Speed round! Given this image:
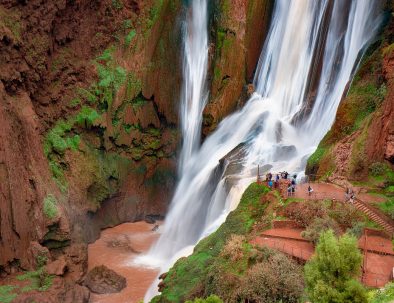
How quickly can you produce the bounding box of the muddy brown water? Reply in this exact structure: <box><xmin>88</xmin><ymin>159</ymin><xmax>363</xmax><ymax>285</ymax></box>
<box><xmin>88</xmin><ymin>222</ymin><xmax>161</xmax><ymax>303</ymax></box>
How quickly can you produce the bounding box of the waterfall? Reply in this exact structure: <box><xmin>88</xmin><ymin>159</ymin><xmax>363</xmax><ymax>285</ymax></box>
<box><xmin>179</xmin><ymin>0</ymin><xmax>209</xmax><ymax>173</ymax></box>
<box><xmin>140</xmin><ymin>0</ymin><xmax>384</xmax><ymax>300</ymax></box>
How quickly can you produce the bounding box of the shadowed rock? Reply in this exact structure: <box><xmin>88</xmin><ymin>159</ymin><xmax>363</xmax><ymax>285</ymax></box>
<box><xmin>84</xmin><ymin>265</ymin><xmax>126</xmax><ymax>294</ymax></box>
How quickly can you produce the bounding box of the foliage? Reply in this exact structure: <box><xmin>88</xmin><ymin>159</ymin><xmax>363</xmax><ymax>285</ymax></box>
<box><xmin>377</xmin><ymin>199</ymin><xmax>394</xmax><ymax>220</ymax></box>
<box><xmin>44</xmin><ymin>120</ymin><xmax>75</xmax><ymax>156</ymax></box>
<box><xmin>369</xmin><ymin>282</ymin><xmax>394</xmax><ymax>303</ymax></box>
<box><xmin>236</xmin><ymin>252</ymin><xmax>304</xmax><ymax>303</ymax></box>
<box><xmin>185</xmin><ymin>295</ymin><xmax>223</xmax><ymax>303</ymax></box>
<box><xmin>307</xmin><ymin>146</ymin><xmax>327</xmax><ymax>172</ymax></box>
<box><xmin>370</xmin><ymin>162</ymin><xmax>387</xmax><ymax>176</ymax></box>
<box><xmin>302</xmin><ymin>217</ymin><xmax>341</xmax><ymax>244</ymax></box>
<box><xmin>305</xmin><ymin>230</ymin><xmax>367</xmax><ymax>303</ymax></box>
<box><xmin>43</xmin><ymin>194</ymin><xmax>58</xmax><ymax>219</ymax></box>
<box><xmin>125</xmin><ymin>29</ymin><xmax>136</xmax><ymax>47</ymax></box>
<box><xmin>329</xmin><ymin>202</ymin><xmax>364</xmax><ymax>228</ymax></box>
<box><xmin>0</xmin><ymin>285</ymin><xmax>17</xmax><ymax>303</ymax></box>
<box><xmin>74</xmin><ymin>106</ymin><xmax>101</xmax><ymax>128</ymax></box>
<box><xmin>146</xmin><ymin>0</ymin><xmax>164</xmax><ymax>29</ymax></box>
<box><xmin>284</xmin><ymin>201</ymin><xmax>327</xmax><ymax>227</ymax></box>
<box><xmin>156</xmin><ymin>183</ymin><xmax>270</xmax><ymax>302</ymax></box>
<box><xmin>17</xmin><ymin>268</ymin><xmax>54</xmax><ymax>292</ymax></box>
<box><xmin>346</xmin><ymin>221</ymin><xmax>366</xmax><ymax>239</ymax></box>
<box><xmin>220</xmin><ymin>234</ymin><xmax>246</xmax><ymax>262</ymax></box>
<box><xmin>112</xmin><ymin>0</ymin><xmax>123</xmax><ymax>10</ymax></box>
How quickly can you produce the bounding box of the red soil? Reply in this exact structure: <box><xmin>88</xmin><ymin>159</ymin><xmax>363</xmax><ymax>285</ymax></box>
<box><xmin>293</xmin><ymin>183</ymin><xmax>385</xmax><ymax>204</ymax></box>
<box><xmin>88</xmin><ymin>222</ymin><xmax>160</xmax><ymax>303</ymax></box>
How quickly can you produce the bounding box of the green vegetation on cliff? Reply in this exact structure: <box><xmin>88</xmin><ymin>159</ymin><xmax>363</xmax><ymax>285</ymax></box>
<box><xmin>306</xmin><ymin>11</ymin><xmax>394</xmax><ymax>183</ymax></box>
<box><xmin>153</xmin><ymin>183</ymin><xmax>305</xmax><ymax>303</ymax></box>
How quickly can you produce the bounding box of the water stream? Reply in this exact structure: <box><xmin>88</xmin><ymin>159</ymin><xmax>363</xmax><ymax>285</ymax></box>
<box><xmin>138</xmin><ymin>1</ymin><xmax>384</xmax><ymax>301</ymax></box>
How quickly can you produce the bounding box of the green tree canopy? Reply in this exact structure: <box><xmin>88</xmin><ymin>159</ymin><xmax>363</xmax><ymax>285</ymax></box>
<box><xmin>305</xmin><ymin>230</ymin><xmax>367</xmax><ymax>303</ymax></box>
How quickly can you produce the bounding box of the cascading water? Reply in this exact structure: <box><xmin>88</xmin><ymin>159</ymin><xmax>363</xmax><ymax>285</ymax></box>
<box><xmin>178</xmin><ymin>0</ymin><xmax>209</xmax><ymax>173</ymax></box>
<box><xmin>140</xmin><ymin>0</ymin><xmax>384</xmax><ymax>301</ymax></box>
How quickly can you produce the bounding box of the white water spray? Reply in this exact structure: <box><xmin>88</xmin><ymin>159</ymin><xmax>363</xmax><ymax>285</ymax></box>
<box><xmin>141</xmin><ymin>0</ymin><xmax>384</xmax><ymax>301</ymax></box>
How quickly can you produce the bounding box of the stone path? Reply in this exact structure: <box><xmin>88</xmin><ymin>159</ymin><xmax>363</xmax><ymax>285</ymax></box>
<box><xmin>252</xmin><ymin>224</ymin><xmax>394</xmax><ymax>288</ymax></box>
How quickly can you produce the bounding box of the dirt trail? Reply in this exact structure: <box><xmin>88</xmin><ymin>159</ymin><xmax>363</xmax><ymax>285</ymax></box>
<box><xmin>293</xmin><ymin>182</ymin><xmax>386</xmax><ymax>203</ymax></box>
<box><xmin>88</xmin><ymin>222</ymin><xmax>160</xmax><ymax>303</ymax></box>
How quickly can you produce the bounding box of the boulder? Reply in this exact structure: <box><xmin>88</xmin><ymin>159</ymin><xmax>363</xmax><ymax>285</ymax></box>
<box><xmin>84</xmin><ymin>265</ymin><xmax>126</xmax><ymax>294</ymax></box>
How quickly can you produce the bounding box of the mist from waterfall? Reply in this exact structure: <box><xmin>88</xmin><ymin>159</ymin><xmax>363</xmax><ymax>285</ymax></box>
<box><xmin>140</xmin><ymin>0</ymin><xmax>384</xmax><ymax>301</ymax></box>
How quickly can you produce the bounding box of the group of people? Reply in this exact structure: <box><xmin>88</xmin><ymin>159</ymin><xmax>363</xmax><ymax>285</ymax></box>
<box><xmin>265</xmin><ymin>172</ymin><xmax>299</xmax><ymax>195</ymax></box>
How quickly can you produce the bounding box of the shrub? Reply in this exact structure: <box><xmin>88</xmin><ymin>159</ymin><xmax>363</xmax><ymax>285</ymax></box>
<box><xmin>43</xmin><ymin>194</ymin><xmax>58</xmax><ymax>219</ymax></box>
<box><xmin>284</xmin><ymin>201</ymin><xmax>327</xmax><ymax>227</ymax></box>
<box><xmin>329</xmin><ymin>203</ymin><xmax>363</xmax><ymax>228</ymax></box>
<box><xmin>220</xmin><ymin>235</ymin><xmax>246</xmax><ymax>262</ymax></box>
<box><xmin>347</xmin><ymin>221</ymin><xmax>366</xmax><ymax>239</ymax></box>
<box><xmin>370</xmin><ymin>162</ymin><xmax>387</xmax><ymax>176</ymax></box>
<box><xmin>369</xmin><ymin>282</ymin><xmax>394</xmax><ymax>303</ymax></box>
<box><xmin>237</xmin><ymin>252</ymin><xmax>304</xmax><ymax>303</ymax></box>
<box><xmin>305</xmin><ymin>230</ymin><xmax>367</xmax><ymax>303</ymax></box>
<box><xmin>74</xmin><ymin>106</ymin><xmax>100</xmax><ymax>128</ymax></box>
<box><xmin>301</xmin><ymin>217</ymin><xmax>341</xmax><ymax>244</ymax></box>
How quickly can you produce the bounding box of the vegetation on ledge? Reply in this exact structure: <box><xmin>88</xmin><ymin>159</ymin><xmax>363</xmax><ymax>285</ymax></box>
<box><xmin>152</xmin><ymin>183</ymin><xmax>305</xmax><ymax>303</ymax></box>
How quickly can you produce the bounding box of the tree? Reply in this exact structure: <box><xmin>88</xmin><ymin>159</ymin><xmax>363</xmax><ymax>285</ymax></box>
<box><xmin>304</xmin><ymin>230</ymin><xmax>368</xmax><ymax>303</ymax></box>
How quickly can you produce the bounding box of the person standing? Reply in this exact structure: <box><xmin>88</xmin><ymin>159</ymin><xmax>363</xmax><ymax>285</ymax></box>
<box><xmin>308</xmin><ymin>185</ymin><xmax>313</xmax><ymax>196</ymax></box>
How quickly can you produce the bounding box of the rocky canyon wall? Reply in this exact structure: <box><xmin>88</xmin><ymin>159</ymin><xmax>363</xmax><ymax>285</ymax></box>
<box><xmin>306</xmin><ymin>2</ymin><xmax>394</xmax><ymax>187</ymax></box>
<box><xmin>0</xmin><ymin>0</ymin><xmax>274</xmax><ymax>288</ymax></box>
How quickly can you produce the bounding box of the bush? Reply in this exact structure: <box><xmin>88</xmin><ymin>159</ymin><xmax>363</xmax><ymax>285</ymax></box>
<box><xmin>305</xmin><ymin>230</ymin><xmax>367</xmax><ymax>303</ymax></box>
<box><xmin>43</xmin><ymin>194</ymin><xmax>58</xmax><ymax>219</ymax></box>
<box><xmin>220</xmin><ymin>235</ymin><xmax>246</xmax><ymax>262</ymax></box>
<box><xmin>329</xmin><ymin>203</ymin><xmax>364</xmax><ymax>228</ymax></box>
<box><xmin>284</xmin><ymin>201</ymin><xmax>327</xmax><ymax>227</ymax></box>
<box><xmin>74</xmin><ymin>106</ymin><xmax>100</xmax><ymax>128</ymax></box>
<box><xmin>237</xmin><ymin>252</ymin><xmax>304</xmax><ymax>303</ymax></box>
<box><xmin>369</xmin><ymin>282</ymin><xmax>394</xmax><ymax>303</ymax></box>
<box><xmin>301</xmin><ymin>217</ymin><xmax>341</xmax><ymax>244</ymax></box>
<box><xmin>370</xmin><ymin>162</ymin><xmax>387</xmax><ymax>176</ymax></box>
<box><xmin>347</xmin><ymin>221</ymin><xmax>366</xmax><ymax>239</ymax></box>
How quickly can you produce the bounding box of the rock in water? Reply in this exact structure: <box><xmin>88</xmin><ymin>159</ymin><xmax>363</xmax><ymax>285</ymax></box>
<box><xmin>84</xmin><ymin>265</ymin><xmax>126</xmax><ymax>294</ymax></box>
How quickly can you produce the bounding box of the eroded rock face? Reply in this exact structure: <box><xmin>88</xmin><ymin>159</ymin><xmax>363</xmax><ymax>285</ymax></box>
<box><xmin>306</xmin><ymin>13</ymin><xmax>394</xmax><ymax>181</ymax></box>
<box><xmin>0</xmin><ymin>0</ymin><xmax>181</xmax><ymax>272</ymax></box>
<box><xmin>84</xmin><ymin>265</ymin><xmax>126</xmax><ymax>294</ymax></box>
<box><xmin>45</xmin><ymin>256</ymin><xmax>68</xmax><ymax>276</ymax></box>
<box><xmin>203</xmin><ymin>0</ymin><xmax>274</xmax><ymax>135</ymax></box>
<box><xmin>0</xmin><ymin>0</ymin><xmax>274</xmax><ymax>292</ymax></box>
